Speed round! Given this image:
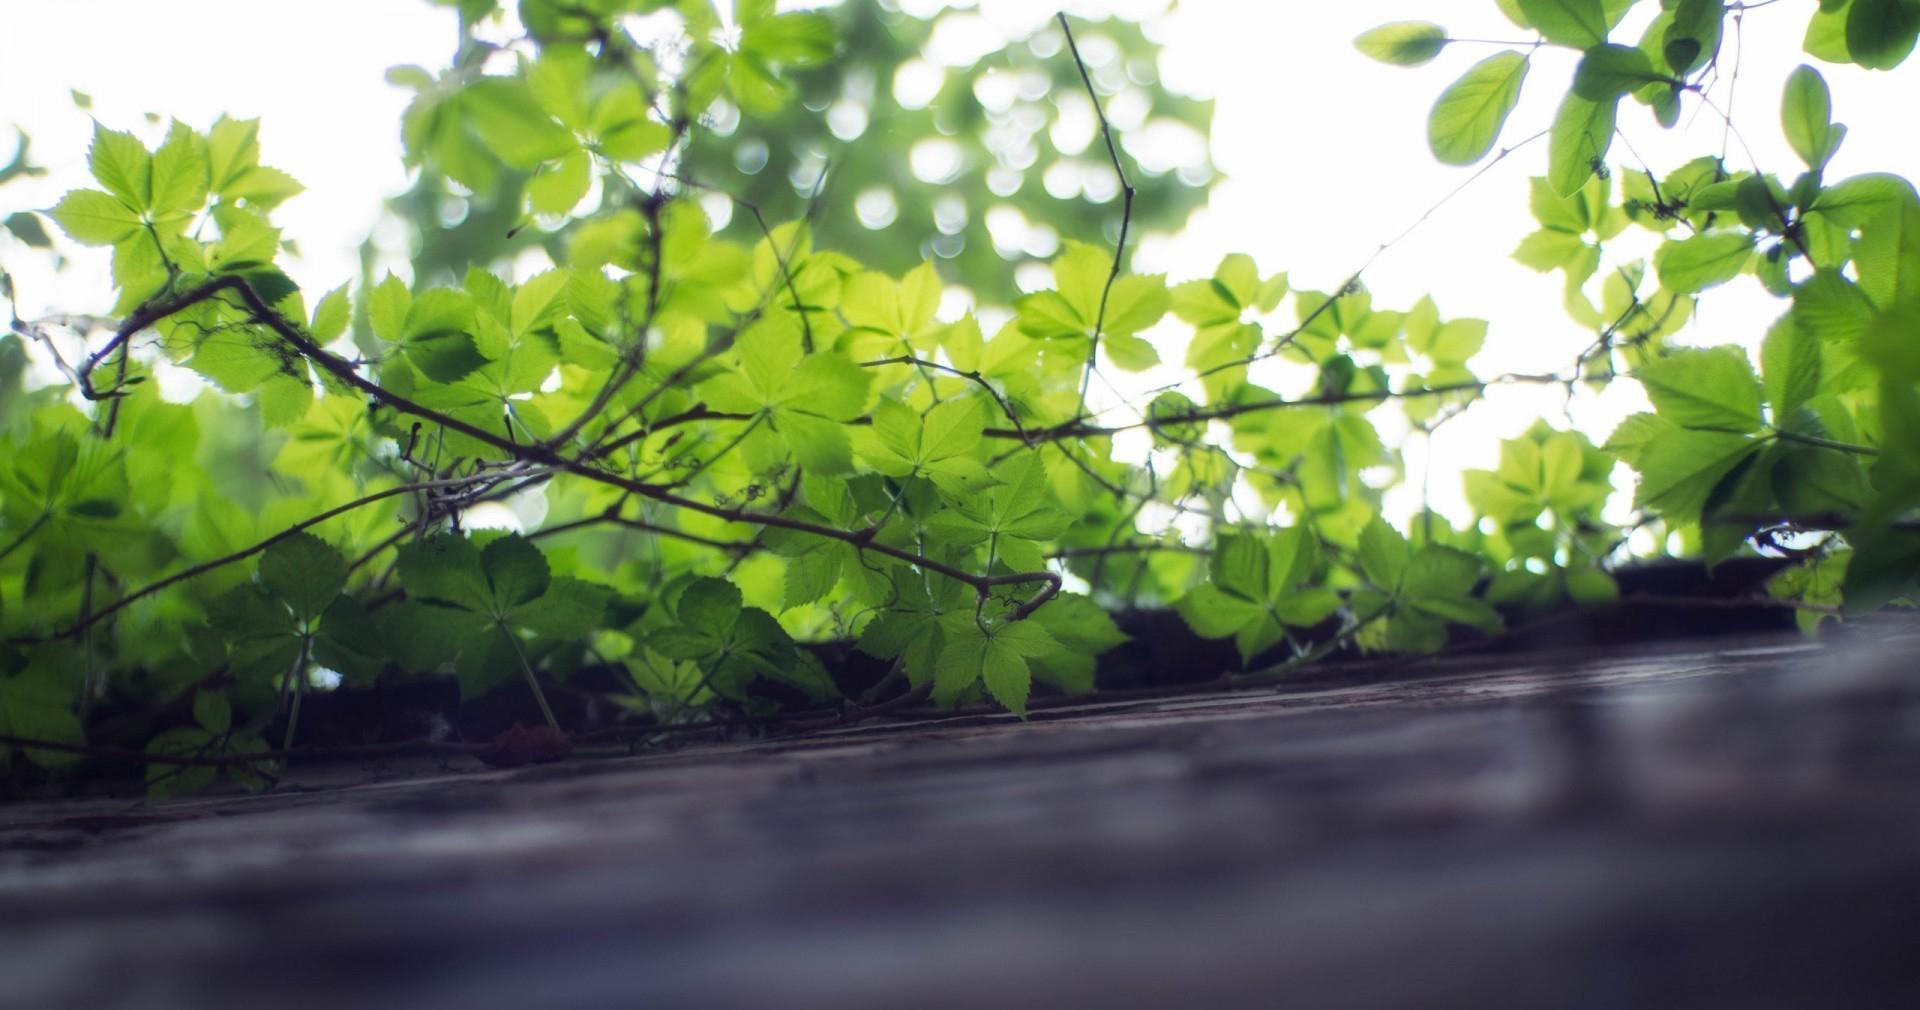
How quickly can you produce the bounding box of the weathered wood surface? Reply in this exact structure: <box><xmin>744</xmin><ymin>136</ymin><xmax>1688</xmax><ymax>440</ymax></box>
<box><xmin>5</xmin><ymin>618</ymin><xmax>1920</xmax><ymax>1010</ymax></box>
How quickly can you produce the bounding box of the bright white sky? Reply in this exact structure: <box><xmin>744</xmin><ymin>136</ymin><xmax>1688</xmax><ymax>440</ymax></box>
<box><xmin>3</xmin><ymin>0</ymin><xmax>1915</xmax><ymax>527</ymax></box>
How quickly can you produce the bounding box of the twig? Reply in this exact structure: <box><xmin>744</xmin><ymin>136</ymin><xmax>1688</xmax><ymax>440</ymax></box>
<box><xmin>1058</xmin><ymin>12</ymin><xmax>1136</xmax><ymax>417</ymax></box>
<box><xmin>17</xmin><ymin>472</ymin><xmax>537</xmax><ymax>644</ymax></box>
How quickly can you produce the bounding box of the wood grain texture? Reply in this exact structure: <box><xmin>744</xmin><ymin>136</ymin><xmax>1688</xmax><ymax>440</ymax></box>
<box><xmin>5</xmin><ymin>617</ymin><xmax>1919</xmax><ymax>1010</ymax></box>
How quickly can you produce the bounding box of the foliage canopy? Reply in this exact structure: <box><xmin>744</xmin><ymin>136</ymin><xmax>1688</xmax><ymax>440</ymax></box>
<box><xmin>1</xmin><ymin>0</ymin><xmax>1915</xmax><ymax>794</ymax></box>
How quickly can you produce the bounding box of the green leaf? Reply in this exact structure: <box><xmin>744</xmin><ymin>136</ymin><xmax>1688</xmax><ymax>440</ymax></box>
<box><xmin>310</xmin><ymin>285</ymin><xmax>350</xmax><ymax>343</ymax></box>
<box><xmin>1760</xmin><ymin>316</ymin><xmax>1820</xmax><ymax>421</ymax></box>
<box><xmin>527</xmin><ymin>47</ymin><xmax>590</xmax><ymax>130</ymax></box>
<box><xmin>5</xmin><ymin>210</ymin><xmax>51</xmax><ymax>248</ymax></box>
<box><xmin>1663</xmin><ymin>0</ymin><xmax>1724</xmax><ymax>74</ymax></box>
<box><xmin>393</xmin><ymin>533</ymin><xmax>603</xmax><ymax>699</ymax></box>
<box><xmin>1179</xmin><ymin>528</ymin><xmax>1339</xmax><ymax>664</ymax></box>
<box><xmin>1518</xmin><ymin>0</ymin><xmax>1610</xmax><ymax>47</ymax></box>
<box><xmin>1401</xmin><ymin>547</ymin><xmax>1500</xmax><ymax>633</ymax></box>
<box><xmin>1174</xmin><ymin>583</ymin><xmax>1267</xmax><ymax>639</ymax></box>
<box><xmin>1572</xmin><ymin>44</ymin><xmax>1664</xmax><ymax>101</ymax></box>
<box><xmin>88</xmin><ymin>124</ymin><xmax>151</xmax><ymax>211</ymax></box>
<box><xmin>1547</xmin><ymin>91</ymin><xmax>1616</xmax><ymax>197</ymax></box>
<box><xmin>1855</xmin><ymin>192</ymin><xmax>1920</xmax><ymax>309</ymax></box>
<box><xmin>1845</xmin><ymin>0</ymin><xmax>1920</xmax><ymax>70</ymax></box>
<box><xmin>1358</xmin><ymin>517</ymin><xmax>1412</xmax><ymax>591</ymax></box>
<box><xmin>193</xmin><ymin>690</ymin><xmax>232</xmax><ymax>734</ymax></box>
<box><xmin>790</xmin><ymin>352</ymin><xmax>872</xmax><ymax>420</ymax></box>
<box><xmin>1103</xmin><ymin>333</ymin><xmax>1160</xmax><ymax>371</ymax></box>
<box><xmin>678</xmin><ymin>577</ymin><xmax>743</xmax><ymax>630</ymax></box>
<box><xmin>1013</xmin><ymin>290</ymin><xmax>1084</xmax><ymax>339</ymax></box>
<box><xmin>1103</xmin><ymin>273</ymin><xmax>1170</xmax><ymax>337</ymax></box>
<box><xmin>397</xmin><ymin>534</ymin><xmax>494</xmax><ymax>614</ymax></box>
<box><xmin>921</xmin><ymin>397</ymin><xmax>984</xmax><ymax>464</ymax></box>
<box><xmin>482</xmin><ymin>534</ymin><xmax>550</xmax><ymax>611</ymax></box>
<box><xmin>626</xmin><ymin>647</ymin><xmax>711</xmax><ymax>707</ymax></box>
<box><xmin>0</xmin><ymin>661</ymin><xmax>84</xmax><ymax>768</ymax></box>
<box><xmin>1841</xmin><ymin>528</ymin><xmax>1920</xmax><ymax>614</ymax></box>
<box><xmin>463</xmin><ymin>78</ymin><xmax>576</xmax><ymax>170</ymax></box>
<box><xmin>528</xmin><ymin>148</ymin><xmax>591</xmax><ymax>215</ymax></box>
<box><xmin>776</xmin><ymin>411</ymin><xmax>855</xmax><ymax>474</ymax></box>
<box><xmin>311</xmin><ymin>595</ymin><xmax>388</xmax><ymax>684</ymax></box>
<box><xmin>926</xmin><ymin>453</ymin><xmax>1065</xmax><ymax>547</ymax></box>
<box><xmin>1636</xmin><ymin>346</ymin><xmax>1765</xmax><ymax>432</ymax></box>
<box><xmin>933</xmin><ymin>619</ymin><xmax>1052</xmax><ymax>716</ymax></box>
<box><xmin>513</xmin><ymin>576</ymin><xmax>611</xmax><ymax>639</ymax></box>
<box><xmin>1655</xmin><ymin>231</ymin><xmax>1754</xmax><ymax>293</ymax></box>
<box><xmin>48</xmin><ymin>189</ymin><xmax>140</xmax><ymax>246</ymax></box>
<box><xmin>260</xmin><ymin>531</ymin><xmax>347</xmax><ymax>622</ymax></box>
<box><xmin>403</xmin><ymin>287</ymin><xmax>489</xmax><ymax>382</ymax></box>
<box><xmin>594</xmin><ymin>88</ymin><xmax>671</xmax><ymax>162</ymax></box>
<box><xmin>1624</xmin><ymin>421</ymin><xmax>1762</xmax><ymax>521</ymax></box>
<box><xmin>206</xmin><ymin>116</ymin><xmax>261</xmax><ymax>194</ymax></box>
<box><xmin>1029</xmin><ymin>594</ymin><xmax>1128</xmax><ymax>657</ymax></box>
<box><xmin>368</xmin><ymin>273</ymin><xmax>411</xmax><ymax>342</ymax></box>
<box><xmin>1810</xmin><ymin>173</ymin><xmax>1915</xmax><ymax>230</ymax></box>
<box><xmin>1791</xmin><ymin>269</ymin><xmax>1877</xmax><ymax>342</ymax></box>
<box><xmin>1782</xmin><ymin>65</ymin><xmax>1843</xmax><ymax>171</ymax></box>
<box><xmin>150</xmin><ymin>122</ymin><xmax>210</xmax><ymax>217</ymax></box>
<box><xmin>1355</xmin><ymin>22</ymin><xmax>1449</xmax><ymax>66</ymax></box>
<box><xmin>1428</xmin><ymin>51</ymin><xmax>1530</xmax><ymax>165</ymax></box>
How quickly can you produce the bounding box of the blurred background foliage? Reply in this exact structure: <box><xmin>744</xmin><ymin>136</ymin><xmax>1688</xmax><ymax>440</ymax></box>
<box><xmin>382</xmin><ymin>0</ymin><xmax>1216</xmax><ymax>310</ymax></box>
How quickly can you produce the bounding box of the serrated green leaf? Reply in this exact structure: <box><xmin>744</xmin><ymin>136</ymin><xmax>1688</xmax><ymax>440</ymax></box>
<box><xmin>309</xmin><ymin>285</ymin><xmax>349</xmax><ymax>343</ymax></box>
<box><xmin>1855</xmin><ymin>192</ymin><xmax>1920</xmax><ymax>309</ymax></box>
<box><xmin>1760</xmin><ymin>316</ymin><xmax>1820</xmax><ymax>421</ymax></box>
<box><xmin>0</xmin><ymin>662</ymin><xmax>84</xmax><ymax>768</ymax></box>
<box><xmin>1632</xmin><ymin>426</ymin><xmax>1762</xmax><ymax>520</ymax></box>
<box><xmin>513</xmin><ymin>576</ymin><xmax>611</xmax><ymax>639</ymax></box>
<box><xmin>88</xmin><ymin>124</ymin><xmax>150</xmax><ymax>211</ymax></box>
<box><xmin>48</xmin><ymin>189</ymin><xmax>139</xmax><ymax>246</ymax></box>
<box><xmin>463</xmin><ymin>77</ymin><xmax>576</xmax><ymax>170</ymax></box>
<box><xmin>528</xmin><ymin>148</ymin><xmax>591</xmax><ymax>215</ymax></box>
<box><xmin>482</xmin><ymin>534</ymin><xmax>550</xmax><ymax>612</ymax></box>
<box><xmin>150</xmin><ymin>122</ymin><xmax>209</xmax><ymax>217</ymax></box>
<box><xmin>1637</xmin><ymin>346</ymin><xmax>1764</xmax><ymax>432</ymax></box>
<box><xmin>311</xmin><ymin>595</ymin><xmax>387</xmax><ymax>684</ymax></box>
<box><xmin>192</xmin><ymin>690</ymin><xmax>232</xmax><ymax>734</ymax></box>
<box><xmin>1358</xmin><ymin>517</ymin><xmax>1412</xmax><ymax>591</ymax></box>
<box><xmin>260</xmin><ymin>530</ymin><xmax>347</xmax><ymax>622</ymax></box>
<box><xmin>397</xmin><ymin>534</ymin><xmax>494</xmax><ymax>614</ymax></box>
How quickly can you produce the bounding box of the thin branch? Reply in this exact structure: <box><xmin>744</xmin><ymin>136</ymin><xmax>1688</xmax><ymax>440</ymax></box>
<box><xmin>1058</xmin><ymin>12</ymin><xmax>1136</xmax><ymax>417</ymax></box>
<box><xmin>19</xmin><ymin>473</ymin><xmax>534</xmax><ymax>643</ymax></box>
<box><xmin>996</xmin><ymin>372</ymin><xmax>1573</xmax><ymax>442</ymax></box>
<box><xmin>66</xmin><ymin>277</ymin><xmax>1063</xmax><ymax>627</ymax></box>
<box><xmin>1165</xmin><ymin>127</ymin><xmax>1552</xmax><ymax>398</ymax></box>
<box><xmin>529</xmin><ymin>506</ymin><xmax>758</xmax><ymax>554</ymax></box>
<box><xmin>0</xmin><ymin>511</ymin><xmax>50</xmax><ymax>565</ymax></box>
<box><xmin>860</xmin><ymin>354</ymin><xmax>1031</xmax><ymax>444</ymax></box>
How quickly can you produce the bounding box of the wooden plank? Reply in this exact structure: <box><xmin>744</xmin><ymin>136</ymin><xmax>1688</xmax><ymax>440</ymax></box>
<box><xmin>4</xmin><ymin>619</ymin><xmax>1919</xmax><ymax>1009</ymax></box>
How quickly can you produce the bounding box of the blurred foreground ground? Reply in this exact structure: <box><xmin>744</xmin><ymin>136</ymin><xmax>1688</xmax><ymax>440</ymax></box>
<box><xmin>4</xmin><ymin>614</ymin><xmax>1919</xmax><ymax>1009</ymax></box>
